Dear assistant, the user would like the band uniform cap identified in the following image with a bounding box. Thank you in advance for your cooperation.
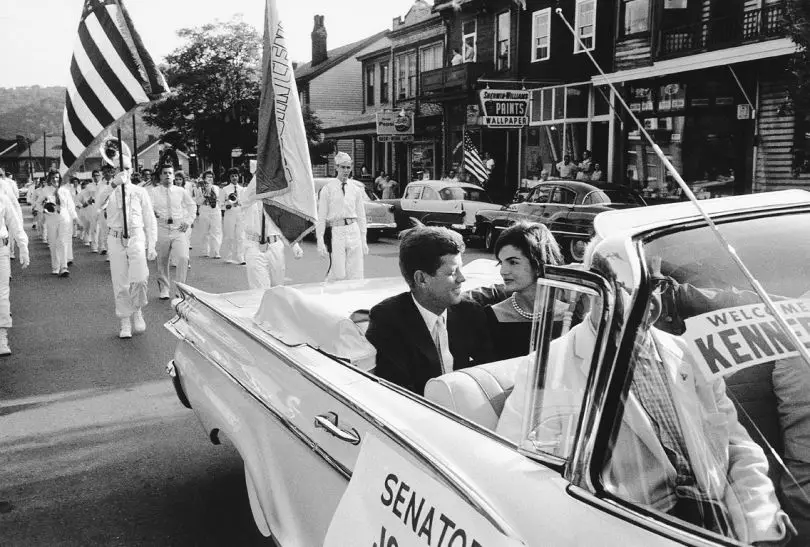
[334,152,352,166]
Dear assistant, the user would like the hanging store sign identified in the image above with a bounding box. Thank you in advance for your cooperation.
[376,135,414,142]
[376,110,415,136]
[479,89,529,128]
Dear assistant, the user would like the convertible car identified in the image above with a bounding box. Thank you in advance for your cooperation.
[166,190,810,546]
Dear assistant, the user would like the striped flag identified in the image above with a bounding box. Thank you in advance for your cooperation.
[59,0,169,175]
[463,133,489,185]
[254,0,317,244]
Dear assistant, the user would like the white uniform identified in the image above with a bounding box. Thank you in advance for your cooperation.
[218,182,245,263]
[43,186,77,274]
[316,178,367,280]
[76,182,98,245]
[0,177,22,259]
[100,181,157,318]
[93,179,112,253]
[195,184,222,257]
[35,186,56,244]
[148,184,196,298]
[0,192,28,328]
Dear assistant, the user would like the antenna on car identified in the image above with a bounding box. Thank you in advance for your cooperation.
[554,7,810,368]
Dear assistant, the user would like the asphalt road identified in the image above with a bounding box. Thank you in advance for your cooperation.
[0,206,492,546]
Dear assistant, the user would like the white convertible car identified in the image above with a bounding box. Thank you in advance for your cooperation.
[166,190,810,546]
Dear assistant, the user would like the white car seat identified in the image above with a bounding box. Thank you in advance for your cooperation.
[424,356,525,431]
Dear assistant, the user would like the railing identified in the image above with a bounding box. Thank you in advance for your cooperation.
[658,3,785,58]
[420,63,487,96]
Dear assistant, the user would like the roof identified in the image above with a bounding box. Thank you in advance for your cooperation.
[406,180,486,191]
[3,134,62,159]
[295,30,389,84]
[136,136,189,158]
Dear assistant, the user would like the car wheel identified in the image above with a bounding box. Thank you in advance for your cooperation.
[568,238,587,263]
[484,226,496,251]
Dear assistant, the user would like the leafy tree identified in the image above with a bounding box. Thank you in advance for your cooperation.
[303,105,334,165]
[143,17,261,175]
[785,0,810,172]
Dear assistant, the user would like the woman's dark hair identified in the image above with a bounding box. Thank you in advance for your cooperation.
[46,170,62,184]
[494,221,563,277]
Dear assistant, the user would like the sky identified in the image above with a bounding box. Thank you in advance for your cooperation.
[0,0,430,88]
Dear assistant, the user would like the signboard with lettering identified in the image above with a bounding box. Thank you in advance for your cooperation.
[479,89,529,128]
[377,135,414,143]
[377,111,415,137]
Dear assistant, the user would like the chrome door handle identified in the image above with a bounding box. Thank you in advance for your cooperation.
[314,411,361,445]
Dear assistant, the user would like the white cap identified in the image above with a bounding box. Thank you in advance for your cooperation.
[334,151,352,166]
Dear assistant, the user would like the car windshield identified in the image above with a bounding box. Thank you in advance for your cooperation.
[440,187,491,202]
[601,188,644,205]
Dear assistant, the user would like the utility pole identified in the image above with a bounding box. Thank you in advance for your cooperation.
[27,139,33,180]
[42,131,47,174]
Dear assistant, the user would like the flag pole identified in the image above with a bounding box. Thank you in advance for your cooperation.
[117,127,128,239]
[132,114,138,172]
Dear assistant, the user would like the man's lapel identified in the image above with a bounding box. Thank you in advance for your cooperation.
[403,295,442,375]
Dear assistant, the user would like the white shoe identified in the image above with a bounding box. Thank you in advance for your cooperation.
[0,328,11,355]
[132,309,146,333]
[225,259,235,264]
[159,287,170,300]
[119,317,132,339]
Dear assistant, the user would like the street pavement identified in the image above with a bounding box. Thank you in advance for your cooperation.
[0,205,491,546]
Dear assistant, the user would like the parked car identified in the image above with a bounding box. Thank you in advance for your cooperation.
[380,180,501,236]
[314,177,397,241]
[475,180,646,261]
[165,190,810,546]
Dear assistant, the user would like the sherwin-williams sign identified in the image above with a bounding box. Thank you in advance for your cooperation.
[479,89,529,128]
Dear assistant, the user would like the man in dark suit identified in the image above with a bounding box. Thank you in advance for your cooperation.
[366,225,494,395]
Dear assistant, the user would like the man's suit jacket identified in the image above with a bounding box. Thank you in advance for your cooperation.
[366,292,494,395]
[497,321,789,544]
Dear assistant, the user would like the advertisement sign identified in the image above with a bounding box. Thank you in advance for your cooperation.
[479,89,529,128]
[324,434,524,547]
[377,135,415,143]
[377,111,415,136]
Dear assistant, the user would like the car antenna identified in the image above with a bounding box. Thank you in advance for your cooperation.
[554,6,810,369]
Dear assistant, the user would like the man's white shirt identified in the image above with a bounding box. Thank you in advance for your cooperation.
[148,184,196,226]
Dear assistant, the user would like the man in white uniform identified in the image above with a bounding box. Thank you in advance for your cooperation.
[0,191,29,355]
[77,175,98,247]
[148,164,195,300]
[194,170,222,258]
[100,169,158,338]
[94,165,114,256]
[316,152,367,280]
[241,177,303,288]
[218,167,245,264]
[0,168,22,260]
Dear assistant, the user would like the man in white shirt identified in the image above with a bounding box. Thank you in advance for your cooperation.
[0,169,22,260]
[94,166,115,256]
[77,175,98,247]
[218,167,245,264]
[0,191,29,355]
[148,164,196,300]
[194,170,222,259]
[240,177,303,288]
[99,168,158,338]
[316,152,367,280]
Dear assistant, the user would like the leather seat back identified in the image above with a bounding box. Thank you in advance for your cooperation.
[424,356,525,430]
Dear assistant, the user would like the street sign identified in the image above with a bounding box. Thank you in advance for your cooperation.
[376,111,414,136]
[737,104,751,120]
[231,148,243,157]
[479,89,529,128]
[376,135,414,142]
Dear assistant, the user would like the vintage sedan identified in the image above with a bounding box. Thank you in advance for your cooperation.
[314,177,397,241]
[165,190,810,546]
[475,180,646,261]
[382,180,500,236]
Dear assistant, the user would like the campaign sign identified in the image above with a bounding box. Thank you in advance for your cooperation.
[323,434,524,547]
[479,89,529,128]
[683,298,810,382]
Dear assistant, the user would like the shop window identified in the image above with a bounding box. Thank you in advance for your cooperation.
[531,9,551,62]
[395,51,417,100]
[554,87,566,119]
[462,20,477,62]
[380,63,389,104]
[566,85,589,119]
[366,65,375,107]
[621,0,649,36]
[495,11,511,71]
[594,85,611,116]
[420,42,443,73]
[795,113,810,175]
[543,89,554,120]
[574,0,596,53]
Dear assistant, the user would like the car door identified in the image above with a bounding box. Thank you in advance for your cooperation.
[510,185,551,224]
[543,186,577,236]
[418,185,463,227]
[399,183,424,223]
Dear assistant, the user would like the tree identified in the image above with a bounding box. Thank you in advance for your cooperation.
[143,17,261,175]
[302,105,334,165]
[785,0,810,173]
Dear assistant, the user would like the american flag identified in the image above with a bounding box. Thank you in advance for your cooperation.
[59,0,169,175]
[463,133,489,185]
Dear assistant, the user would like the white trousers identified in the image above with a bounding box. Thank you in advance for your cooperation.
[221,210,244,262]
[108,228,149,318]
[45,213,72,271]
[197,209,222,257]
[329,223,364,281]
[156,226,189,296]
[0,245,11,328]
[244,240,285,289]
[94,210,108,252]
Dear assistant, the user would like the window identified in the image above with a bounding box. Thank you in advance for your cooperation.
[395,51,417,99]
[403,185,422,199]
[531,9,551,62]
[495,11,511,71]
[365,65,375,107]
[550,187,576,204]
[462,20,477,62]
[529,187,551,203]
[380,62,389,104]
[419,42,443,73]
[421,187,440,200]
[574,0,596,52]
[622,0,649,36]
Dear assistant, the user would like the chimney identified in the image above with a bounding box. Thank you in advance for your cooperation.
[311,15,327,66]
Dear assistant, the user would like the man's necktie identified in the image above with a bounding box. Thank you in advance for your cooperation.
[432,316,452,375]
[165,185,173,223]
[260,207,266,245]
[341,181,346,196]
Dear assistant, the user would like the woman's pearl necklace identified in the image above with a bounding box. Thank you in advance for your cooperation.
[511,293,539,320]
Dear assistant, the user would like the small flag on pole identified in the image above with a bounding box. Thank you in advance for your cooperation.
[254,0,317,244]
[59,0,169,176]
[463,134,489,185]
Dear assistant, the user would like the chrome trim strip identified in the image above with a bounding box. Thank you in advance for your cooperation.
[172,288,521,539]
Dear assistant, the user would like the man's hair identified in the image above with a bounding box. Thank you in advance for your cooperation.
[494,221,563,276]
[91,169,101,176]
[159,164,174,174]
[70,177,80,183]
[398,222,464,288]
[202,169,214,179]
[226,167,240,178]
[101,163,115,171]
[174,170,186,179]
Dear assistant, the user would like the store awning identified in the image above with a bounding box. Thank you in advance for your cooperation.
[592,38,797,86]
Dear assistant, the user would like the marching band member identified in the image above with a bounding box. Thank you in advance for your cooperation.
[316,151,368,280]
[94,165,115,257]
[194,170,222,259]
[0,190,30,355]
[173,170,195,251]
[77,173,99,247]
[34,177,56,244]
[218,167,245,264]
[241,176,303,289]
[0,168,22,260]
[148,163,195,300]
